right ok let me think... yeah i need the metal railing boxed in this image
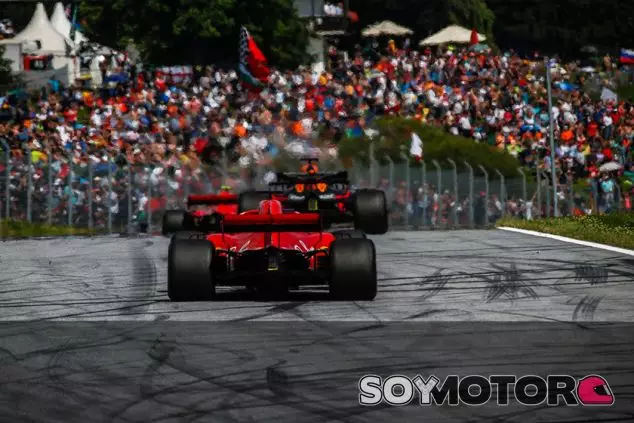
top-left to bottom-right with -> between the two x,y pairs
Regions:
0,142 -> 627,235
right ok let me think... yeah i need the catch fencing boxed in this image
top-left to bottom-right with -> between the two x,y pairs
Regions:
0,141 -> 625,235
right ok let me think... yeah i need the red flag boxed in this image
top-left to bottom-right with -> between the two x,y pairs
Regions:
470,29 -> 479,46
347,10 -> 359,23
239,27 -> 270,84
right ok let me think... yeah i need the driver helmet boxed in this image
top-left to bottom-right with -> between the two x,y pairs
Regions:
301,162 -> 319,175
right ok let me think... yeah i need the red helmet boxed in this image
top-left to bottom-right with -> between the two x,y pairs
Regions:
576,375 -> 614,405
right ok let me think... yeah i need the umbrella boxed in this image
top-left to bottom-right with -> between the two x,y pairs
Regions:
469,43 -> 490,53
419,25 -> 486,46
599,161 -> 622,172
600,87 -> 618,102
557,82 -> 579,91
105,73 -> 128,84
362,21 -> 413,37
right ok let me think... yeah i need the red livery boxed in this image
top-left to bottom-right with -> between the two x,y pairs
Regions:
188,193 -> 239,215
162,191 -> 239,235
167,199 -> 377,301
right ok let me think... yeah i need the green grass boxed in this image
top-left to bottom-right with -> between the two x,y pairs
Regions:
337,116 -> 523,177
0,220 -> 106,238
497,213 -> 634,250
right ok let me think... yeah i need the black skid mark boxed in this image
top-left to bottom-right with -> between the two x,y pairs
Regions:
477,262 -> 539,303
570,295 -> 604,321
418,269 -> 450,300
574,264 -> 609,285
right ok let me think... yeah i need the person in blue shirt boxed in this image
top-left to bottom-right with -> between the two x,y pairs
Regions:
600,174 -> 615,213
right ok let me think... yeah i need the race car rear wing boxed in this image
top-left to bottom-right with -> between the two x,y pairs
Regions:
187,194 -> 238,206
273,171 -> 349,185
221,213 -> 323,233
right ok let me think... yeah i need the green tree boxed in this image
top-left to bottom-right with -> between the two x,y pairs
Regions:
78,0 -> 311,69
485,0 -> 634,57
0,46 -> 18,94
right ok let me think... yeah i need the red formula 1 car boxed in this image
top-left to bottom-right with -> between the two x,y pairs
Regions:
167,199 -> 377,301
162,191 -> 239,236
236,158 -> 389,234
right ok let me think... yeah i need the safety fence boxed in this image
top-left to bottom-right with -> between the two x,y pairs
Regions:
0,141 -> 626,234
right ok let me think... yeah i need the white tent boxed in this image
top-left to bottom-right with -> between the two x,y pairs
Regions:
0,2 -> 74,54
419,25 -> 486,46
50,2 -> 88,44
50,2 -> 114,85
0,2 -> 76,84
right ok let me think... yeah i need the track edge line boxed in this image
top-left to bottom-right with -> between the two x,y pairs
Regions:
497,226 -> 634,256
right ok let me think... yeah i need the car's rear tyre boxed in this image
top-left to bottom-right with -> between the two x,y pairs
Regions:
329,238 -> 377,300
332,229 -> 367,239
163,210 -> 187,235
168,238 -> 215,301
353,189 -> 388,235
172,231 -> 207,240
238,191 -> 270,213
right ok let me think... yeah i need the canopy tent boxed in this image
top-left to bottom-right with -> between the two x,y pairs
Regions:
419,25 -> 486,46
0,2 -> 74,54
50,2 -> 87,45
362,21 -> 413,37
51,2 -> 113,56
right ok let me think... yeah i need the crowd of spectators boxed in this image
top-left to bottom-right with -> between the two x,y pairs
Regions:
1,37 -> 633,229
323,3 -> 345,17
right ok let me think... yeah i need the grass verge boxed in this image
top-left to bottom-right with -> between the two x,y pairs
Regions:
496,213 -> 634,250
0,220 -> 106,238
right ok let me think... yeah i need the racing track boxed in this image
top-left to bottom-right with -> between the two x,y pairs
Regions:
0,231 -> 633,422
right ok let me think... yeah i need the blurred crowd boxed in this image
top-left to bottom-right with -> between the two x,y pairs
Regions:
1,37 -> 634,228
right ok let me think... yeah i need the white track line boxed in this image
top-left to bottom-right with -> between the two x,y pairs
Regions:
497,226 -> 634,257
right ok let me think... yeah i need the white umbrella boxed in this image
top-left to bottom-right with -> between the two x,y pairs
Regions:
599,161 -> 622,172
362,21 -> 413,37
600,87 -> 618,102
419,25 -> 486,46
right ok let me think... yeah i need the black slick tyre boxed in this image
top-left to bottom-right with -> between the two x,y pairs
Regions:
167,238 -> 215,301
238,191 -> 270,213
353,189 -> 388,234
172,231 -> 207,240
332,229 -> 367,239
163,210 -> 187,235
329,238 -> 377,300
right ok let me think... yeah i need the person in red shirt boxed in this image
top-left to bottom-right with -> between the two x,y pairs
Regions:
587,120 -> 598,138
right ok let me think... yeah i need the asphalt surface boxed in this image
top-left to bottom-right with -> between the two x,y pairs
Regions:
1,230 -> 633,422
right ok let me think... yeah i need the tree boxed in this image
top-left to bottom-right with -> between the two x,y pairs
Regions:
78,0 -> 311,69
485,0 -> 634,57
0,46 -> 18,94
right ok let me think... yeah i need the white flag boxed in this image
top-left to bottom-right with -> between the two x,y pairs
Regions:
410,132 -> 423,158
